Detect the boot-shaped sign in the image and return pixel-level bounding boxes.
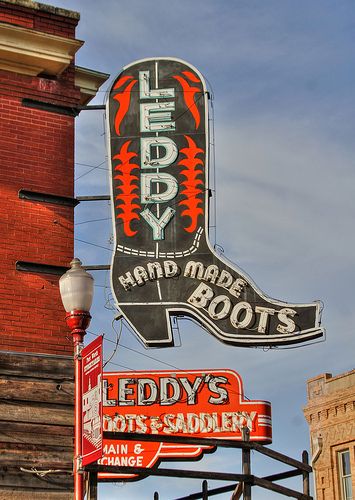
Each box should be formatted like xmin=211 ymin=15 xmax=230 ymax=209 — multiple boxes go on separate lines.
xmin=107 ymin=57 xmax=324 ymax=347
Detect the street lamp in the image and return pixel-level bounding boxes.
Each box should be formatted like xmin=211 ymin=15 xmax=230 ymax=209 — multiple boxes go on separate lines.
xmin=59 ymin=258 xmax=94 ymax=500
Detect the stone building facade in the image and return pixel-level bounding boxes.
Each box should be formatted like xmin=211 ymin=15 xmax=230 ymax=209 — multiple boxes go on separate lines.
xmin=304 ymin=370 xmax=355 ymax=500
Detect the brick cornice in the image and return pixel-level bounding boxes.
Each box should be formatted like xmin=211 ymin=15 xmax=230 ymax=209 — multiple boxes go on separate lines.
xmin=304 ymin=397 xmax=355 ymax=424
xmin=74 ymin=66 xmax=110 ymax=105
xmin=0 ymin=21 xmax=83 ymax=76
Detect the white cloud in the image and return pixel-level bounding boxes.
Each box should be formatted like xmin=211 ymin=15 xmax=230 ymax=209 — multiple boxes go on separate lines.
xmin=215 ymin=116 xmax=355 ymax=268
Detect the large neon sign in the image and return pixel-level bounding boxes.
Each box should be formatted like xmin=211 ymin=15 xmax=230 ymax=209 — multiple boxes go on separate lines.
xmin=99 ymin=369 xmax=271 ymax=479
xmin=107 ymin=57 xmax=324 ymax=347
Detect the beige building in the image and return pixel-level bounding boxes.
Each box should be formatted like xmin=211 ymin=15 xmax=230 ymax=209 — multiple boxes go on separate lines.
xmin=304 ymin=370 xmax=355 ymax=500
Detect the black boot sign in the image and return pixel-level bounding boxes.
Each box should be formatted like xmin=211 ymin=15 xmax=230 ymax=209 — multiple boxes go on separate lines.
xmin=107 ymin=57 xmax=324 ymax=347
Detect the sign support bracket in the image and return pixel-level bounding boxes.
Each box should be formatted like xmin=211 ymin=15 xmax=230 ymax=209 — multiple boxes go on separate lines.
xmin=87 ymin=472 xmax=98 ymax=500
xmin=86 ymin=431 xmax=312 ymax=499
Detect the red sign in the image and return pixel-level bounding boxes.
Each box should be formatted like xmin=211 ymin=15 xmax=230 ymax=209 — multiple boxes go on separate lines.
xmin=99 ymin=369 xmax=271 ymax=479
xmin=82 ymin=335 xmax=103 ymax=466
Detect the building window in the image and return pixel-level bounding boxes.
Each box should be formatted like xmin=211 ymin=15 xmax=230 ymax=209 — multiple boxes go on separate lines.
xmin=339 ymin=450 xmax=353 ymax=500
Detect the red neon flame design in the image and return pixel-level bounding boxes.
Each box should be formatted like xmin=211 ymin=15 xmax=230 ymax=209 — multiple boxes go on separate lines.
xmin=113 ymin=140 xmax=140 ymax=237
xmin=179 ymin=135 xmax=204 ymax=233
xmin=173 ymin=74 xmax=201 ymax=130
xmin=113 ymin=78 xmax=137 ymax=136
xmin=113 ymin=75 xmax=133 ymax=90
xmin=182 ymin=70 xmax=200 ymax=83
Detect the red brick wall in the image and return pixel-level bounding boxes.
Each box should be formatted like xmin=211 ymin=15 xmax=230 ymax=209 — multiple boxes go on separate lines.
xmin=0 ymin=1 xmax=78 ymax=37
xmin=0 ymin=2 xmax=80 ymax=355
xmin=35 ymin=11 xmax=77 ymax=38
xmin=0 ymin=11 xmax=34 ymax=28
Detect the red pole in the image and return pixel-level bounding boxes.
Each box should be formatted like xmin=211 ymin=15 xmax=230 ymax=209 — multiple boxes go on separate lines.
xmin=65 ymin=310 xmax=92 ymax=500
xmin=73 ymin=331 xmax=84 ymax=500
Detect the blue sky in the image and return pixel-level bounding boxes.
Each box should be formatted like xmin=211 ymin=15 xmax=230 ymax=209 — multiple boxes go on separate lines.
xmin=55 ymin=0 xmax=355 ymax=497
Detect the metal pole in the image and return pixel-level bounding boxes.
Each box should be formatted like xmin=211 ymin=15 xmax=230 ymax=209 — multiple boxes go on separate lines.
xmin=302 ymin=450 xmax=310 ymax=497
xmin=242 ymin=427 xmax=251 ymax=500
xmin=73 ymin=332 xmax=84 ymax=500
xmin=59 ymin=260 xmax=93 ymax=500
xmin=231 ymin=483 xmax=243 ymax=500
xmin=87 ymin=472 xmax=98 ymax=500
xmin=202 ymin=479 xmax=208 ymax=500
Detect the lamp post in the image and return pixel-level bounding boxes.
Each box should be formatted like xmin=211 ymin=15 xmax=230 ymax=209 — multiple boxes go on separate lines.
xmin=59 ymin=258 xmax=94 ymax=500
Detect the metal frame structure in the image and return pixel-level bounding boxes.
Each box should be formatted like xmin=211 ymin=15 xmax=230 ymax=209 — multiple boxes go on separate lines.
xmin=85 ymin=431 xmax=312 ymax=500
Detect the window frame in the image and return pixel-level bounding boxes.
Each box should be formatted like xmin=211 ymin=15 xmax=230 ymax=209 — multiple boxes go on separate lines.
xmin=338 ymin=449 xmax=353 ymax=500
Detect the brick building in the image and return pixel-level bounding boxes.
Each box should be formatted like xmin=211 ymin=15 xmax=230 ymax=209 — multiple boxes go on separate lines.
xmin=304 ymin=370 xmax=355 ymax=500
xmin=0 ymin=0 xmax=108 ymax=497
